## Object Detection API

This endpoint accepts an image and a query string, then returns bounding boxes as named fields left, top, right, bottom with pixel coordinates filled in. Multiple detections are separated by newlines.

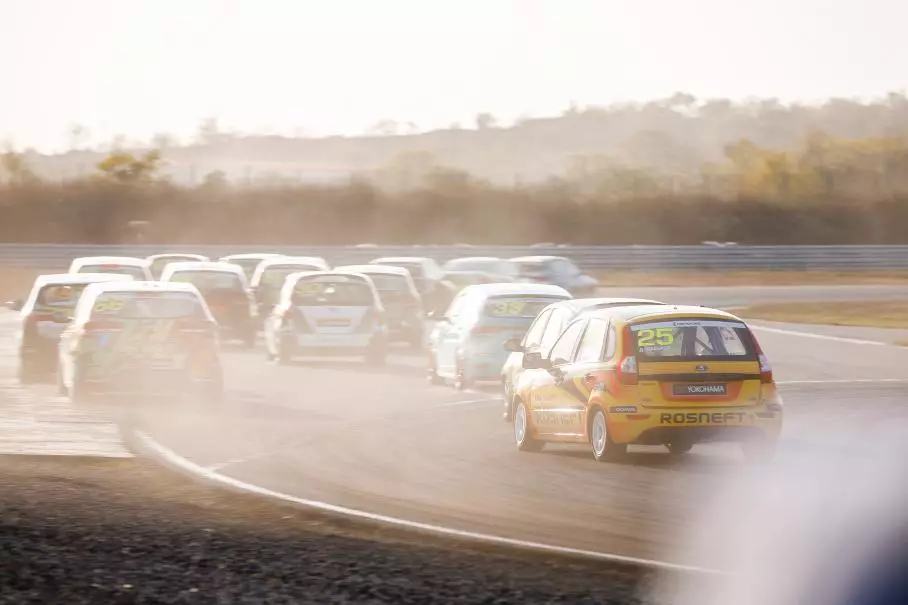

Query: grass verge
left=737, top=301, right=908, bottom=329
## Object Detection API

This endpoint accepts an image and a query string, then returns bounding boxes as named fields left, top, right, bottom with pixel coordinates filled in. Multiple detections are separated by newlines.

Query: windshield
left=78, top=264, right=147, bottom=279
left=292, top=277, right=374, bottom=306
left=35, top=284, right=89, bottom=310
left=168, top=271, right=243, bottom=291
left=361, top=273, right=409, bottom=292
left=631, top=318, right=757, bottom=361
left=90, top=292, right=205, bottom=319
left=513, top=261, right=553, bottom=276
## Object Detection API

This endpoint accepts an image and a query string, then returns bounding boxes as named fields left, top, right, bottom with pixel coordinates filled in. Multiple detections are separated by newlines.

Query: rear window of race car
left=36, top=284, right=89, bottom=309
left=291, top=277, right=374, bottom=306
left=169, top=270, right=243, bottom=291
left=630, top=318, right=757, bottom=361
left=261, top=265, right=322, bottom=288
left=481, top=297, right=558, bottom=320
left=150, top=256, right=199, bottom=276
left=79, top=264, right=147, bottom=279
left=90, top=292, right=206, bottom=319
left=363, top=273, right=410, bottom=292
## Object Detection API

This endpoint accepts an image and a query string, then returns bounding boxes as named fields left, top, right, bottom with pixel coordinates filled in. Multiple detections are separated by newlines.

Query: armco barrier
left=0, top=244, right=906, bottom=272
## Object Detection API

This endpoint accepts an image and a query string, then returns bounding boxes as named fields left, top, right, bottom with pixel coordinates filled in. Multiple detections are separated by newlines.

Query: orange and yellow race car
left=510, top=304, right=783, bottom=462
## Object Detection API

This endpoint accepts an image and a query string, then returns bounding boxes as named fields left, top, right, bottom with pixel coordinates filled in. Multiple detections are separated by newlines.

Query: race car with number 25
left=511, top=304, right=783, bottom=462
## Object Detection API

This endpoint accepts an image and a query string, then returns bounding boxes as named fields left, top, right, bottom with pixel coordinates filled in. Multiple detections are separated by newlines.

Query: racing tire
left=426, top=357, right=442, bottom=385
left=667, top=441, right=694, bottom=456
left=514, top=401, right=544, bottom=452
left=276, top=335, right=295, bottom=365
left=590, top=408, right=626, bottom=462
left=453, top=359, right=471, bottom=391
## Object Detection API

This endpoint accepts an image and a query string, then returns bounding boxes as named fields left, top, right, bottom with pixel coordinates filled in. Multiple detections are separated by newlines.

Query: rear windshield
left=482, top=297, right=559, bottom=320
left=261, top=265, right=321, bottom=288
left=292, top=277, right=373, bottom=306
left=446, top=259, right=502, bottom=273
left=363, top=274, right=410, bottom=292
left=36, top=284, right=89, bottom=309
left=630, top=319, right=757, bottom=361
left=169, top=271, right=243, bottom=291
left=151, top=257, right=198, bottom=276
left=79, top=264, right=147, bottom=279
left=514, top=261, right=553, bottom=275
left=90, top=292, right=205, bottom=319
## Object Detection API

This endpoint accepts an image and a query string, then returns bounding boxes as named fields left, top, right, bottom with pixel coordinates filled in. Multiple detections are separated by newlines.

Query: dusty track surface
left=2, top=285, right=908, bottom=601
left=0, top=457, right=659, bottom=604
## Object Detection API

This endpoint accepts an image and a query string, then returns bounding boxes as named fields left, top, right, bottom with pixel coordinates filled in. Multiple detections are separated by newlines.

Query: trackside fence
left=0, top=244, right=906, bottom=272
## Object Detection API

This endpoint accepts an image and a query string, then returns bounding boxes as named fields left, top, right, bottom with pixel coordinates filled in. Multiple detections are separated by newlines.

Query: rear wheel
left=514, top=401, right=544, bottom=452
left=590, top=408, right=626, bottom=462
left=453, top=358, right=470, bottom=391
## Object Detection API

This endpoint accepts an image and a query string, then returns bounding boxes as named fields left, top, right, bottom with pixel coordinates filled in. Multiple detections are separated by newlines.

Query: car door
left=551, top=317, right=611, bottom=438
left=527, top=319, right=586, bottom=438
left=503, top=307, right=553, bottom=393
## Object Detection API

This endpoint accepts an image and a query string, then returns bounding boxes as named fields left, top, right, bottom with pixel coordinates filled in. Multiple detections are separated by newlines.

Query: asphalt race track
left=3, top=285, right=908, bottom=574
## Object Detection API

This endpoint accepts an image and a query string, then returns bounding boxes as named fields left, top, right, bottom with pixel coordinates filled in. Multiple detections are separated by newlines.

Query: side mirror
left=522, top=350, right=551, bottom=370
left=503, top=337, right=524, bottom=353
left=5, top=299, right=23, bottom=312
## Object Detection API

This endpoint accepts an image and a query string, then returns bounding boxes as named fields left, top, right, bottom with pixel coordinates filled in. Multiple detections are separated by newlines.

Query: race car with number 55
left=57, top=281, right=223, bottom=403
left=511, top=304, right=783, bottom=462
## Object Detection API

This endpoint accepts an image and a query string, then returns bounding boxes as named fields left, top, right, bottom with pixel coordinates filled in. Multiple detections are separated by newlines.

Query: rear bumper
left=607, top=406, right=783, bottom=445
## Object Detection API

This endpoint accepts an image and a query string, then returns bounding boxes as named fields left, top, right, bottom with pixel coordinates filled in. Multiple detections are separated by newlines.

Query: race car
left=217, top=253, right=285, bottom=282
left=159, top=261, right=257, bottom=347
left=500, top=297, right=667, bottom=422
left=8, top=273, right=134, bottom=384
left=368, top=256, right=445, bottom=298
left=334, top=264, right=424, bottom=346
left=146, top=253, right=210, bottom=279
left=264, top=271, right=388, bottom=365
left=510, top=304, right=783, bottom=461
left=441, top=257, right=520, bottom=283
left=250, top=256, right=331, bottom=321
left=68, top=256, right=154, bottom=281
left=427, top=283, right=571, bottom=390
left=57, top=281, right=223, bottom=403
left=509, top=255, right=599, bottom=296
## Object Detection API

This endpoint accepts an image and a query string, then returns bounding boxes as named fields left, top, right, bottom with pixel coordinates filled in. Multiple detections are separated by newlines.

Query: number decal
left=655, top=327, right=674, bottom=346
left=637, top=328, right=654, bottom=347
left=93, top=298, right=125, bottom=314
left=488, top=301, right=526, bottom=317
left=294, top=282, right=326, bottom=296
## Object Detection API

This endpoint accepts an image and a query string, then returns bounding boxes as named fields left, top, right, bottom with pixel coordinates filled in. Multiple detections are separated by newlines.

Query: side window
left=539, top=308, right=570, bottom=354
left=522, top=309, right=552, bottom=347
left=604, top=324, right=618, bottom=360
left=548, top=320, right=586, bottom=366
left=575, top=318, right=609, bottom=363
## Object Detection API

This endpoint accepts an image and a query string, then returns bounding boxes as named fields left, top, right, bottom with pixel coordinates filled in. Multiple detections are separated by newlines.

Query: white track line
left=136, top=430, right=724, bottom=576
left=749, top=324, right=888, bottom=346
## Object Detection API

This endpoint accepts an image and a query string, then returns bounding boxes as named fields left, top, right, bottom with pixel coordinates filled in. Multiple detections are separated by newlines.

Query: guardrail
left=0, top=244, right=906, bottom=271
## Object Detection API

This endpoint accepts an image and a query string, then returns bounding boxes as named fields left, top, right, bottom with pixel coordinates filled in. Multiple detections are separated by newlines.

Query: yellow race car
left=511, top=304, right=783, bottom=461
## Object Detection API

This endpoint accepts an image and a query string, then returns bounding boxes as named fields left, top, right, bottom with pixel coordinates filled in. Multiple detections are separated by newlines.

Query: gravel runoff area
left=0, top=455, right=703, bottom=604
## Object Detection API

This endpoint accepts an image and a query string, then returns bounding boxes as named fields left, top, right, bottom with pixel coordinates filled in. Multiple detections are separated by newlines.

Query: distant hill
left=16, top=93, right=908, bottom=185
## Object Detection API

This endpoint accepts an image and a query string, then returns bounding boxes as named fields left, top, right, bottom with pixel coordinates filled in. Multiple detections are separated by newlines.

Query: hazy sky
left=2, top=0, right=906, bottom=152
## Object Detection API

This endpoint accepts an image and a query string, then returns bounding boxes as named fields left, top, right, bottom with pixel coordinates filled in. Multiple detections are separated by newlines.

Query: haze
left=2, top=0, right=906, bottom=152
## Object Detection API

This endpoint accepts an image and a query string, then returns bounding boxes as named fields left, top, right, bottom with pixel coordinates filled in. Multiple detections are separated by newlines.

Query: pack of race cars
left=4, top=252, right=783, bottom=462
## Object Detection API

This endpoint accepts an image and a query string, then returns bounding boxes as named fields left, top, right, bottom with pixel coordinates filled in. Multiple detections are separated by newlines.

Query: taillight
left=752, top=333, right=773, bottom=383
left=617, top=326, right=639, bottom=385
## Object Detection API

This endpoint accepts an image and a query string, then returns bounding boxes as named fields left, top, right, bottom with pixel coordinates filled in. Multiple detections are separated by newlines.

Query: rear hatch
left=629, top=317, right=763, bottom=407
left=291, top=277, right=376, bottom=335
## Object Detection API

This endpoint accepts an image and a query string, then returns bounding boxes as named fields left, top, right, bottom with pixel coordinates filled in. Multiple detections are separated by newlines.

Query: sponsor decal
left=672, top=383, right=727, bottom=396
left=695, top=365, right=709, bottom=372
left=609, top=406, right=637, bottom=413
left=659, top=412, right=749, bottom=425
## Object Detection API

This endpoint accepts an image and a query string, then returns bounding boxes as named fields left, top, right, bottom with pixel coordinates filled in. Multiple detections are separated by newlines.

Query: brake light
left=101, top=264, right=121, bottom=269
left=617, top=326, right=639, bottom=386
left=752, top=333, right=773, bottom=383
